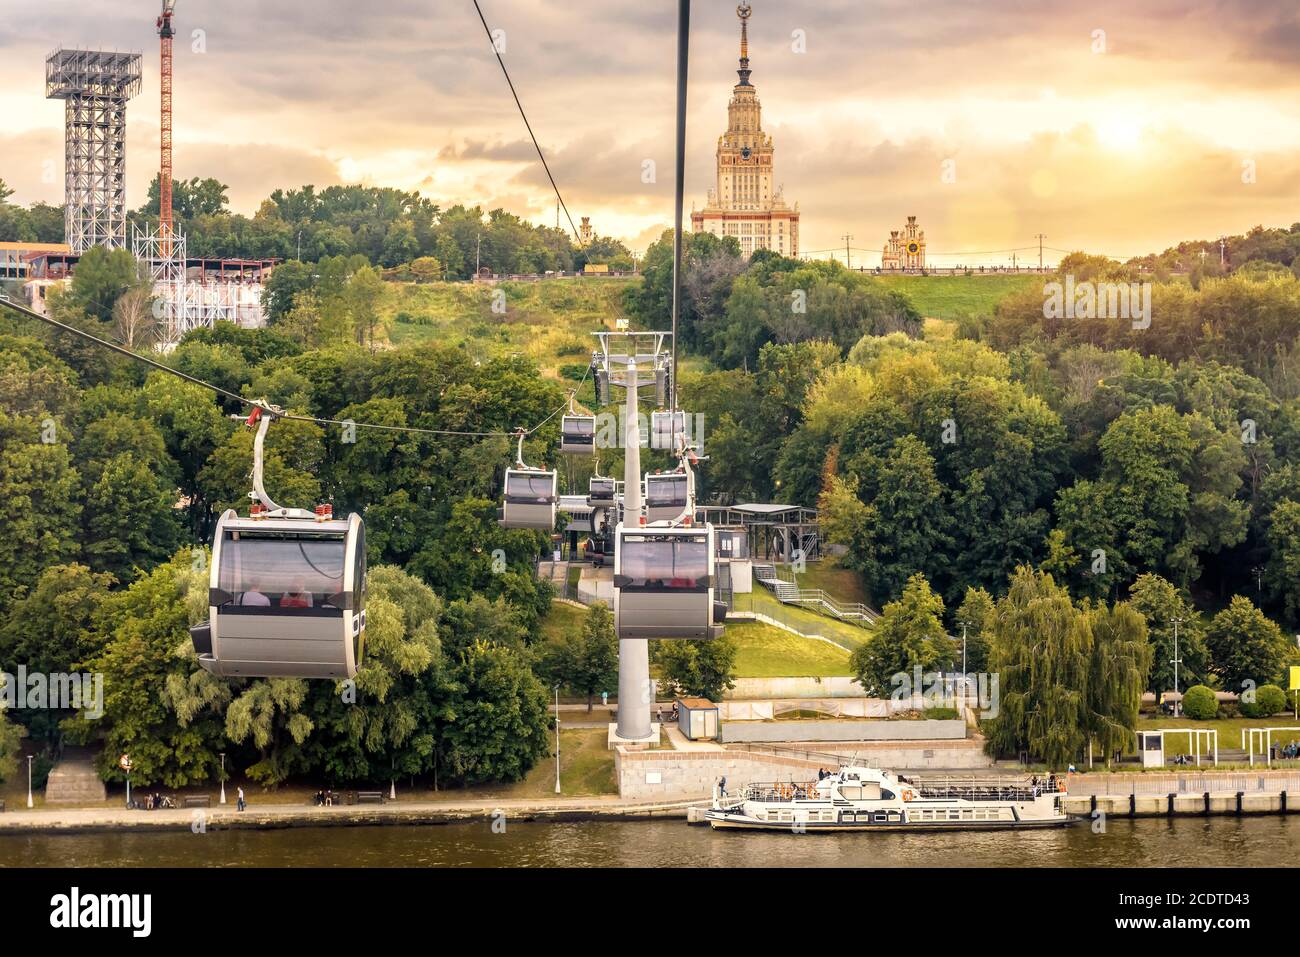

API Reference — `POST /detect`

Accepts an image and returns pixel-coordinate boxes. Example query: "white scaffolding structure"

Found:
[132,225,269,348]
[45,48,142,253]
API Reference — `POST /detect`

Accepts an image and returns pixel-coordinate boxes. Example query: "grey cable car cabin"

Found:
[613,524,726,640]
[192,509,366,679]
[188,403,367,679]
[644,471,689,524]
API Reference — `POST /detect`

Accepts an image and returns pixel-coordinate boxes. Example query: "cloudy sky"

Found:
[1,0,1298,264]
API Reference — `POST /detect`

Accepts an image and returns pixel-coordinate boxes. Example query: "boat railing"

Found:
[738,781,823,803]
[900,774,1064,801]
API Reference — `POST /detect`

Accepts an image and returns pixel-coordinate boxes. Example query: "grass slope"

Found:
[381,277,638,377]
[730,620,853,678]
[875,273,1041,319]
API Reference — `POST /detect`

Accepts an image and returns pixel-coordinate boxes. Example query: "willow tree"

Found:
[984,565,1091,768]
[1084,602,1152,765]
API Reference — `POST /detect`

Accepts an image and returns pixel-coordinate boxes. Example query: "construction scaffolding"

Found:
[132,225,272,347]
[45,48,142,253]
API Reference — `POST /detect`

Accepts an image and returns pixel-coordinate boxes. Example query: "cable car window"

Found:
[219,531,346,614]
[505,473,555,499]
[619,534,709,590]
[646,475,687,506]
[564,418,595,437]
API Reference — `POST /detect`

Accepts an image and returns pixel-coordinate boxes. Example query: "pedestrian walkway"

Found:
[0,792,707,834]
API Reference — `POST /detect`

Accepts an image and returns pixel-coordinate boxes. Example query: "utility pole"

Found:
[1035,234,1046,272]
[475,233,481,277]
[842,233,854,270]
[1219,236,1227,268]
[1170,616,1184,717]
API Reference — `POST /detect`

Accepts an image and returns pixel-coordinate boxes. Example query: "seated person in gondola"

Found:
[279,579,314,608]
[238,579,271,606]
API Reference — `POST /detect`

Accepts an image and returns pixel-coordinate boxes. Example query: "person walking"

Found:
[236,786,246,812]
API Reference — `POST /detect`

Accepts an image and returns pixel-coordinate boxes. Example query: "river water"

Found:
[1,816,1297,867]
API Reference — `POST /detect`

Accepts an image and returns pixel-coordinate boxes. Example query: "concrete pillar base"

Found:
[608,722,661,750]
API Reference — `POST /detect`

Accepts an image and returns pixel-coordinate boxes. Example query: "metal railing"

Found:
[751,564,879,627]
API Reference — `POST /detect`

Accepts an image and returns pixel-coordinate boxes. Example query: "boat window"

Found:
[646,474,687,506]
[219,530,346,612]
[619,534,709,589]
[506,472,555,499]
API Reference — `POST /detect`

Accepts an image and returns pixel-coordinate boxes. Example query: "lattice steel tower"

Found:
[45,49,143,253]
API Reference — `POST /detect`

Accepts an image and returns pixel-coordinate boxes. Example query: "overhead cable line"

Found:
[470,0,583,245]
[0,294,570,439]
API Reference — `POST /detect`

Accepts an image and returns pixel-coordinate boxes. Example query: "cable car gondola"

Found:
[560,415,596,455]
[644,470,689,524]
[189,405,366,679]
[588,475,616,506]
[650,409,686,451]
[500,431,557,529]
[613,524,726,640]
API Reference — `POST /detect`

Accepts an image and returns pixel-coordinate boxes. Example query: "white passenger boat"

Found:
[705,766,1073,832]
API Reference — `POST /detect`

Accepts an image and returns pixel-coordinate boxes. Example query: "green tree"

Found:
[1084,601,1152,764]
[850,572,946,696]
[0,413,82,616]
[304,565,443,783]
[541,604,618,712]
[1205,596,1291,692]
[1127,573,1210,694]
[438,638,550,784]
[984,566,1091,768]
[67,246,145,323]
[81,452,183,583]
[656,636,738,702]
[954,586,996,674]
[79,556,229,787]
[1182,684,1218,720]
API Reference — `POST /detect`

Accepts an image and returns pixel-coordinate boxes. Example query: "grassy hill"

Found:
[380,277,638,377]
[874,273,1041,319]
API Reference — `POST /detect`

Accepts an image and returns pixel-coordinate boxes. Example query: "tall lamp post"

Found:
[219,752,226,805]
[554,685,562,795]
[26,754,33,808]
[1170,617,1184,717]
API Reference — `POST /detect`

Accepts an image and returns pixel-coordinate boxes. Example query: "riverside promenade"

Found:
[0,793,705,836]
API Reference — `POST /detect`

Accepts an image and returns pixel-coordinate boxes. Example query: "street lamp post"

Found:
[554,685,562,795]
[26,755,33,809]
[219,752,226,805]
[1170,617,1184,717]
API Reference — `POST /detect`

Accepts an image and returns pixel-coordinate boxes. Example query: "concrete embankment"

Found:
[1064,791,1299,818]
[0,797,703,836]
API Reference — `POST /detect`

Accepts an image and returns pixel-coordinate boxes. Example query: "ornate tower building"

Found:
[882,215,926,271]
[690,4,799,258]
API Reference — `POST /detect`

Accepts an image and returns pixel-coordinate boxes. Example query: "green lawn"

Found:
[874,273,1040,319]
[381,278,638,383]
[538,601,587,643]
[730,620,853,678]
[1137,714,1300,753]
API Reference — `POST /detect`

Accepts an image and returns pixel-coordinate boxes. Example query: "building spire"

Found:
[736,3,752,87]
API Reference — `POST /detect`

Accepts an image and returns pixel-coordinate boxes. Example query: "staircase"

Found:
[752,564,880,626]
[44,747,107,806]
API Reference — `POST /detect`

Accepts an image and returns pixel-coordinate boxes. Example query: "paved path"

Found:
[0,793,708,834]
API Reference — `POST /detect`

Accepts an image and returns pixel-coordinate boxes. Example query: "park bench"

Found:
[183,795,211,808]
[356,791,385,805]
